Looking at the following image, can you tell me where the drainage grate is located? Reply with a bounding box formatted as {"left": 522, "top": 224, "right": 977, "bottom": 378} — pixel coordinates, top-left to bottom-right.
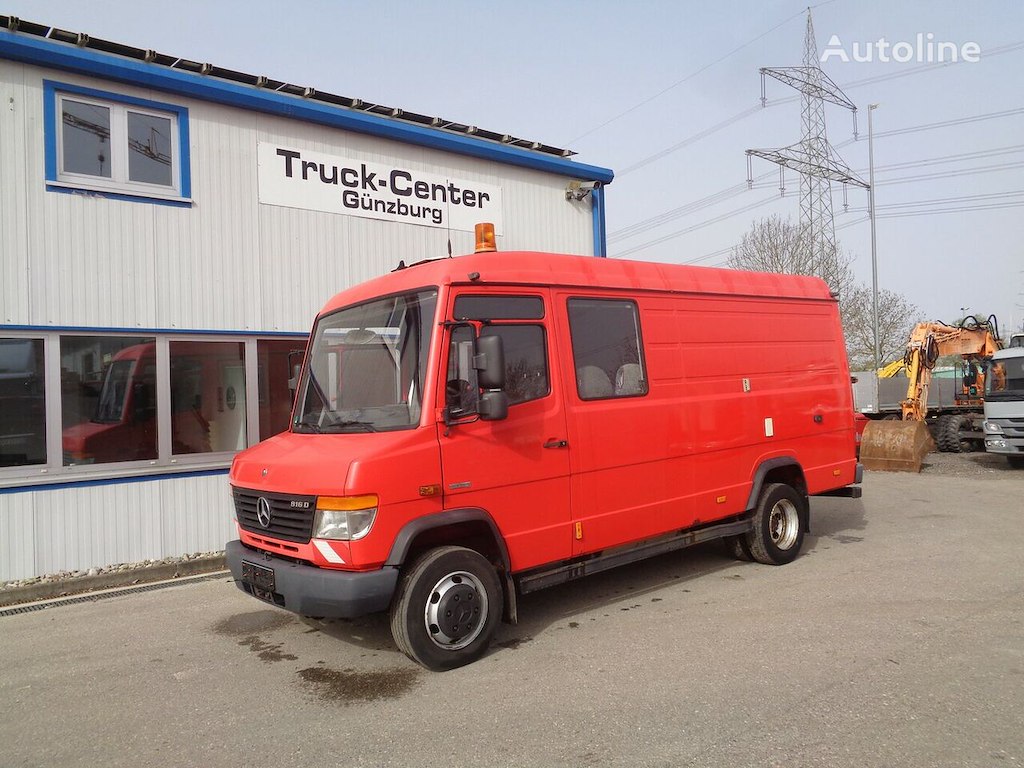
{"left": 0, "top": 571, "right": 230, "bottom": 617}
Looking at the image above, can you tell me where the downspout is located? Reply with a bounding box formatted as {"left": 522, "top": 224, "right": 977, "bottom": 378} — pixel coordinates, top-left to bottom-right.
{"left": 591, "top": 186, "right": 607, "bottom": 258}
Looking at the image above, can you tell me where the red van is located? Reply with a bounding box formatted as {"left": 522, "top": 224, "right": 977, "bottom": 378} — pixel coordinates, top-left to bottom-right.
{"left": 227, "top": 234, "right": 862, "bottom": 670}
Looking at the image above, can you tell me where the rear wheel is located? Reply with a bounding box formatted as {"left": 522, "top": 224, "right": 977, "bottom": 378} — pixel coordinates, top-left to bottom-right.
{"left": 389, "top": 546, "right": 501, "bottom": 671}
{"left": 747, "top": 483, "right": 807, "bottom": 566}
{"left": 941, "top": 414, "right": 971, "bottom": 453}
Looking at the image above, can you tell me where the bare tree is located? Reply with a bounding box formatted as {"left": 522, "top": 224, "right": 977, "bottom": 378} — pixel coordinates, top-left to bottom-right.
{"left": 841, "top": 283, "right": 922, "bottom": 370}
{"left": 727, "top": 214, "right": 855, "bottom": 300}
{"left": 728, "top": 215, "right": 921, "bottom": 369}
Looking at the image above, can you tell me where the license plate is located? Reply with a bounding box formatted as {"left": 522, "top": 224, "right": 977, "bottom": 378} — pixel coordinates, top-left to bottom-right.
{"left": 241, "top": 560, "right": 276, "bottom": 593}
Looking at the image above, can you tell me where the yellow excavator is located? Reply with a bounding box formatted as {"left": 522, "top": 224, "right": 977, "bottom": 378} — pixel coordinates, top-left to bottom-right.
{"left": 860, "top": 316, "right": 1003, "bottom": 472}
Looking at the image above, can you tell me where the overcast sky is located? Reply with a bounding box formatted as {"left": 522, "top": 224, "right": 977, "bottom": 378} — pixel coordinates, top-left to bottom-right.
{"left": 9, "top": 0, "right": 1024, "bottom": 337}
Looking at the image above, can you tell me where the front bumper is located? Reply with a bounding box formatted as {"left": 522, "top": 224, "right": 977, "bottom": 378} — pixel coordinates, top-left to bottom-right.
{"left": 225, "top": 540, "right": 398, "bottom": 619}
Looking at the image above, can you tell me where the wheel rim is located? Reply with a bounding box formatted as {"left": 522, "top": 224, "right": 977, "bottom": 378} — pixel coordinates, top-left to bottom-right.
{"left": 423, "top": 570, "right": 489, "bottom": 651}
{"left": 769, "top": 498, "right": 800, "bottom": 550}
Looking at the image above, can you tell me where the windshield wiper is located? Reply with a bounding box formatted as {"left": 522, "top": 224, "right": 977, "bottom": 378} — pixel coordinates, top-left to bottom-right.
{"left": 331, "top": 420, "right": 378, "bottom": 432}
{"left": 293, "top": 416, "right": 323, "bottom": 433}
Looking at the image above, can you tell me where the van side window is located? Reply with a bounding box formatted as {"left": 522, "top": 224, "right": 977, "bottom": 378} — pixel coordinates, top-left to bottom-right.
{"left": 480, "top": 325, "right": 549, "bottom": 405}
{"left": 567, "top": 299, "right": 648, "bottom": 400}
{"left": 446, "top": 294, "right": 550, "bottom": 414}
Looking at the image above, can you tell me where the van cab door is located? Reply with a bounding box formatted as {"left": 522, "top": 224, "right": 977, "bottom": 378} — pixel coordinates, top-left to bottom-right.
{"left": 437, "top": 290, "right": 572, "bottom": 572}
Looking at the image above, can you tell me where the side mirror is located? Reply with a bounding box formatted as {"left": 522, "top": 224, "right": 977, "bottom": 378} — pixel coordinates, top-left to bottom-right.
{"left": 474, "top": 335, "right": 505, "bottom": 390}
{"left": 478, "top": 390, "right": 509, "bottom": 421}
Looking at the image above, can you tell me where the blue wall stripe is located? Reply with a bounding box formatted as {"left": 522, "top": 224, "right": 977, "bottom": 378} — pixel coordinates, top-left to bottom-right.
{"left": 0, "top": 468, "right": 230, "bottom": 495}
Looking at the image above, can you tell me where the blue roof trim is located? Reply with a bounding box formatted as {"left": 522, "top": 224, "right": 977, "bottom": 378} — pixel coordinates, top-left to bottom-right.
{"left": 0, "top": 468, "right": 230, "bottom": 495}
{"left": 1, "top": 29, "right": 614, "bottom": 184}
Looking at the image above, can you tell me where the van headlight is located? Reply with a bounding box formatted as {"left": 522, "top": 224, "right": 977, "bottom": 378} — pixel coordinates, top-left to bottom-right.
{"left": 312, "top": 495, "right": 378, "bottom": 541}
{"left": 983, "top": 421, "right": 1004, "bottom": 435}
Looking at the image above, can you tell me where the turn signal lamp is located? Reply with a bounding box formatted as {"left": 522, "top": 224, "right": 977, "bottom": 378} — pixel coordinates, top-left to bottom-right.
{"left": 313, "top": 494, "right": 379, "bottom": 541}
{"left": 474, "top": 222, "right": 497, "bottom": 253}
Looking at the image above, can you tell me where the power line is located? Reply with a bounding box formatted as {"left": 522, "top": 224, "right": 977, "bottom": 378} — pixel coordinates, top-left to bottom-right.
{"left": 611, "top": 113, "right": 1024, "bottom": 247}
{"left": 611, "top": 39, "right": 1024, "bottom": 178}
{"left": 564, "top": 4, "right": 823, "bottom": 146}
{"left": 610, "top": 194, "right": 779, "bottom": 258}
{"left": 618, "top": 105, "right": 763, "bottom": 175}
{"left": 872, "top": 160, "right": 1024, "bottom": 186}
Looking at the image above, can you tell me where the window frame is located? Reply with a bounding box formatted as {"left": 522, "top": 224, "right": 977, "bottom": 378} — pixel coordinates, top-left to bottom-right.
{"left": 0, "top": 330, "right": 306, "bottom": 488}
{"left": 43, "top": 80, "right": 192, "bottom": 205}
{"left": 444, "top": 293, "right": 552, "bottom": 418}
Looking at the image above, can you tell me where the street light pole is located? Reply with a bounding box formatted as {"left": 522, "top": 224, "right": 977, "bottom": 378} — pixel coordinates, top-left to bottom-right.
{"left": 867, "top": 104, "right": 880, "bottom": 413}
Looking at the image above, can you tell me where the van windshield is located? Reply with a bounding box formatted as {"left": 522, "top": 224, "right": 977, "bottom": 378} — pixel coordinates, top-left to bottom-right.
{"left": 986, "top": 357, "right": 1024, "bottom": 402}
{"left": 294, "top": 289, "right": 438, "bottom": 433}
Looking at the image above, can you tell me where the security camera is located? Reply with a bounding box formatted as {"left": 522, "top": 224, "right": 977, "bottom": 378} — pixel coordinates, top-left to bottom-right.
{"left": 565, "top": 180, "right": 602, "bottom": 201}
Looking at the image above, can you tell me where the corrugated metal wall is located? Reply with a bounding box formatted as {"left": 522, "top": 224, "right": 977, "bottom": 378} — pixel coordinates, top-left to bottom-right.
{"left": 1, "top": 60, "right": 596, "bottom": 333}
{"left": 0, "top": 476, "right": 235, "bottom": 581}
{"left": 0, "top": 57, "right": 598, "bottom": 581}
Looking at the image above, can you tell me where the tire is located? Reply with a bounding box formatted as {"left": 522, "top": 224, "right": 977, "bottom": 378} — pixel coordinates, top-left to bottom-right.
{"left": 747, "top": 483, "right": 807, "bottom": 566}
{"left": 934, "top": 414, "right": 954, "bottom": 452}
{"left": 724, "top": 535, "right": 752, "bottom": 561}
{"left": 941, "top": 414, "right": 969, "bottom": 454}
{"left": 1008, "top": 455, "right": 1024, "bottom": 470}
{"left": 389, "top": 546, "right": 502, "bottom": 671}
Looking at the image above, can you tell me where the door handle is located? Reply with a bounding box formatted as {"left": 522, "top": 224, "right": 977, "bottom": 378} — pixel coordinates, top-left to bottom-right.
{"left": 543, "top": 439, "right": 568, "bottom": 449}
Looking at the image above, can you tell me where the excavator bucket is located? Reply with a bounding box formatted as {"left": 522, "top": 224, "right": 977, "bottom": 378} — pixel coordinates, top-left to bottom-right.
{"left": 860, "top": 420, "right": 935, "bottom": 473}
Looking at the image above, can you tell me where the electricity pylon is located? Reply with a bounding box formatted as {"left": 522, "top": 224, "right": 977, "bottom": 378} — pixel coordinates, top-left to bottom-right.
{"left": 746, "top": 10, "right": 867, "bottom": 287}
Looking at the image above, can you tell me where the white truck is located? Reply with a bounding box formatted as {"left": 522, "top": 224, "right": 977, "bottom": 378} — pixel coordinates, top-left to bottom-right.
{"left": 982, "top": 340, "right": 1024, "bottom": 468}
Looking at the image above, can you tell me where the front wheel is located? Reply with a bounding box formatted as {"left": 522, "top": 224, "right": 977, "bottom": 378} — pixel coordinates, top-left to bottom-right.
{"left": 747, "top": 483, "right": 807, "bottom": 566}
{"left": 389, "top": 546, "right": 502, "bottom": 671}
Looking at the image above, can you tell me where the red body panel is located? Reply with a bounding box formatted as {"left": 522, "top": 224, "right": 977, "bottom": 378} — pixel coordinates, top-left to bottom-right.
{"left": 230, "top": 250, "right": 857, "bottom": 578}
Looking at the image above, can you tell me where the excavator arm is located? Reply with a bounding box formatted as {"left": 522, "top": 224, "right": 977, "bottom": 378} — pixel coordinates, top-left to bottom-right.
{"left": 900, "top": 321, "right": 1001, "bottom": 421}
{"left": 861, "top": 316, "right": 1002, "bottom": 472}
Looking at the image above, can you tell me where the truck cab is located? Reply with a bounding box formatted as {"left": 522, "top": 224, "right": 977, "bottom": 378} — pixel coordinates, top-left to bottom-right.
{"left": 983, "top": 346, "right": 1024, "bottom": 468}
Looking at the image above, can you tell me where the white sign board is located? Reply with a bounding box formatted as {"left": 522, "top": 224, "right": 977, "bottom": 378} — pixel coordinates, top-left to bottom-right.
{"left": 257, "top": 143, "right": 503, "bottom": 234}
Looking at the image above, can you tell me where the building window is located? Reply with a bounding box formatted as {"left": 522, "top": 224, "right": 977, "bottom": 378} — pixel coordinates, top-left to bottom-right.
{"left": 61, "top": 336, "right": 158, "bottom": 466}
{"left": 0, "top": 338, "right": 46, "bottom": 467}
{"left": 45, "top": 81, "right": 190, "bottom": 203}
{"left": 567, "top": 298, "right": 648, "bottom": 400}
{"left": 0, "top": 331, "right": 305, "bottom": 487}
{"left": 258, "top": 339, "right": 305, "bottom": 441}
{"left": 170, "top": 341, "right": 246, "bottom": 455}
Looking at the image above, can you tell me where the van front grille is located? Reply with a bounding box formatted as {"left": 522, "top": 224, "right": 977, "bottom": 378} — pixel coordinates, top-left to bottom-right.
{"left": 233, "top": 487, "right": 316, "bottom": 543}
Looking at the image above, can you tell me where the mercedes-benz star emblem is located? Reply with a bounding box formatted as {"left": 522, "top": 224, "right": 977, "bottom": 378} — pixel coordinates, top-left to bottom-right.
{"left": 256, "top": 497, "right": 272, "bottom": 528}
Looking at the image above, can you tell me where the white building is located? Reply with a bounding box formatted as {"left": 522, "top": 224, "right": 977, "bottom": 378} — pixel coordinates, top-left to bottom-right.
{"left": 0, "top": 16, "right": 613, "bottom": 581}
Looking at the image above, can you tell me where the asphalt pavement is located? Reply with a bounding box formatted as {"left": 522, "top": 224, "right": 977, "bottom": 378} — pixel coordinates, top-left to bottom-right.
{"left": 1, "top": 465, "right": 1021, "bottom": 768}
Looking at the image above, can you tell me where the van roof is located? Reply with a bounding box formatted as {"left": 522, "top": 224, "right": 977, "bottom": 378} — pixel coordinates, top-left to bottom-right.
{"left": 319, "top": 251, "right": 835, "bottom": 316}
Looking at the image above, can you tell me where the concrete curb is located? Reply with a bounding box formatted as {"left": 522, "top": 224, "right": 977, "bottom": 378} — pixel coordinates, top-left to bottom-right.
{"left": 0, "top": 554, "right": 227, "bottom": 608}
